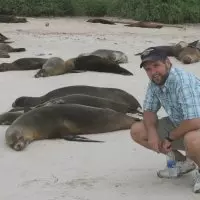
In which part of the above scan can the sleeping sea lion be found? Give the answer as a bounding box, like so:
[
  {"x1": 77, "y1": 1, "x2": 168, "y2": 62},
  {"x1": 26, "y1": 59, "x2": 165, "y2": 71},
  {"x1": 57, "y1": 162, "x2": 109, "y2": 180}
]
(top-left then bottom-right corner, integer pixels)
[
  {"x1": 0, "y1": 57, "x2": 48, "y2": 72},
  {"x1": 87, "y1": 18, "x2": 116, "y2": 25},
  {"x1": 5, "y1": 104, "x2": 141, "y2": 151},
  {"x1": 12, "y1": 85, "x2": 142, "y2": 111},
  {"x1": 135, "y1": 41, "x2": 188, "y2": 57},
  {"x1": 0, "y1": 50, "x2": 10, "y2": 58},
  {"x1": 0, "y1": 111, "x2": 23, "y2": 125},
  {"x1": 78, "y1": 49, "x2": 128, "y2": 64},
  {"x1": 2, "y1": 93, "x2": 143, "y2": 125},
  {"x1": 34, "y1": 55, "x2": 132, "y2": 78},
  {"x1": 0, "y1": 15, "x2": 27, "y2": 23},
  {"x1": 177, "y1": 46, "x2": 200, "y2": 64},
  {"x1": 0, "y1": 43, "x2": 25, "y2": 53},
  {"x1": 34, "y1": 57, "x2": 66, "y2": 78}
]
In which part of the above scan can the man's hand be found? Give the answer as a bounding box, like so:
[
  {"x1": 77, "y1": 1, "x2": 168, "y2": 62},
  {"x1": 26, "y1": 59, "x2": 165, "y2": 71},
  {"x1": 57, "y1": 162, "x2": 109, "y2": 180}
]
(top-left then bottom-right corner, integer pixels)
[
  {"x1": 148, "y1": 131, "x2": 162, "y2": 153},
  {"x1": 161, "y1": 138, "x2": 172, "y2": 153}
]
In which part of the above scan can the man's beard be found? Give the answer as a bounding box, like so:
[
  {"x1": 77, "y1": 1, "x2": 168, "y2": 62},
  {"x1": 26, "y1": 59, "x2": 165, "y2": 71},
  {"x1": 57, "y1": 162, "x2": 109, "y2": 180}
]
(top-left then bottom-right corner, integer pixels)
[{"x1": 152, "y1": 70, "x2": 170, "y2": 86}]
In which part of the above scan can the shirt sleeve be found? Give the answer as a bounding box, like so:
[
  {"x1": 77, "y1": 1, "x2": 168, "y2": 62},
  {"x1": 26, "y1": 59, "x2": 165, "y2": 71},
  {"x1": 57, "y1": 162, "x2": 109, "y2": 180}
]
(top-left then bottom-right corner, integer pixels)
[
  {"x1": 178, "y1": 84, "x2": 200, "y2": 120},
  {"x1": 143, "y1": 83, "x2": 161, "y2": 112}
]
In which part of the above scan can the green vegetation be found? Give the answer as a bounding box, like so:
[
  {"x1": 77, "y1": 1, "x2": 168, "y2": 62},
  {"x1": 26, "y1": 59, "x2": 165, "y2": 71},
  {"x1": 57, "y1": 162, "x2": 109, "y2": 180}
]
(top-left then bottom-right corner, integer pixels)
[{"x1": 0, "y1": 0, "x2": 199, "y2": 24}]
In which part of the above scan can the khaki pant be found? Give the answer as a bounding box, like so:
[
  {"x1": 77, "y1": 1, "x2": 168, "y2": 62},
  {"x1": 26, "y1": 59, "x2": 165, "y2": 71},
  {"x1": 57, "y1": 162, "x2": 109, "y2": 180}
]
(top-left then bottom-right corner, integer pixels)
[{"x1": 157, "y1": 117, "x2": 185, "y2": 150}]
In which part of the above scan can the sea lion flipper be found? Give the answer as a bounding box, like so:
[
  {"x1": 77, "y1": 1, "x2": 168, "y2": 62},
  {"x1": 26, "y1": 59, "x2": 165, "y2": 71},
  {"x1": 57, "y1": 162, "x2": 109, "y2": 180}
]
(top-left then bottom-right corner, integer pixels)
[{"x1": 62, "y1": 134, "x2": 104, "y2": 143}]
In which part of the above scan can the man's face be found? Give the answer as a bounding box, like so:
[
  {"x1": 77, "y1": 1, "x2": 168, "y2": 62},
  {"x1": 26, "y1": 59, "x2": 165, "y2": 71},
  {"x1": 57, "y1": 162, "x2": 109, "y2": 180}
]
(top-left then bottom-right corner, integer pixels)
[{"x1": 143, "y1": 59, "x2": 171, "y2": 85}]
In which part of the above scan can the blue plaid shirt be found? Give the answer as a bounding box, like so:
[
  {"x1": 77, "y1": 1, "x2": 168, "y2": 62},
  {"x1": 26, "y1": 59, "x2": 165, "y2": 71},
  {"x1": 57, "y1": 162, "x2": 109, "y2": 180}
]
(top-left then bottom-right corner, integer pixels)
[{"x1": 143, "y1": 67, "x2": 200, "y2": 127}]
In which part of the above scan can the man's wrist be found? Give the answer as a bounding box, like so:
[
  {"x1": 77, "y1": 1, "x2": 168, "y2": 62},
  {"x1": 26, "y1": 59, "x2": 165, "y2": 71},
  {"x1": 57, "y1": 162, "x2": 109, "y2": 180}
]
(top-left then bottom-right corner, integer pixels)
[{"x1": 165, "y1": 136, "x2": 174, "y2": 142}]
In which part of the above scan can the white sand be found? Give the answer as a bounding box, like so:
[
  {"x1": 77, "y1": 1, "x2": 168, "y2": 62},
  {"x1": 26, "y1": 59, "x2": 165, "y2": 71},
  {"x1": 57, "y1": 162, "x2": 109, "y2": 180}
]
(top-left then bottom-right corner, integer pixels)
[{"x1": 1, "y1": 17, "x2": 200, "y2": 199}]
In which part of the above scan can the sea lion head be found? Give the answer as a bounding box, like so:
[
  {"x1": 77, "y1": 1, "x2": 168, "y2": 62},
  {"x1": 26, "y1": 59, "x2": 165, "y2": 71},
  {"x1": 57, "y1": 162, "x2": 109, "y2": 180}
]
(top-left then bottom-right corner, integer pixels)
[
  {"x1": 6, "y1": 127, "x2": 30, "y2": 151},
  {"x1": 12, "y1": 96, "x2": 28, "y2": 107},
  {"x1": 182, "y1": 55, "x2": 193, "y2": 64},
  {"x1": 34, "y1": 69, "x2": 49, "y2": 78}
]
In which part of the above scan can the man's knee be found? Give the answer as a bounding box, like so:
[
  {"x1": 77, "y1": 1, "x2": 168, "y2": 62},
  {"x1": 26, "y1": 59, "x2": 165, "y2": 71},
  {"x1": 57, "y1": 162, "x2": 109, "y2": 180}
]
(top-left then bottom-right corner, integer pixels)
[
  {"x1": 184, "y1": 130, "x2": 200, "y2": 152},
  {"x1": 130, "y1": 121, "x2": 147, "y2": 141}
]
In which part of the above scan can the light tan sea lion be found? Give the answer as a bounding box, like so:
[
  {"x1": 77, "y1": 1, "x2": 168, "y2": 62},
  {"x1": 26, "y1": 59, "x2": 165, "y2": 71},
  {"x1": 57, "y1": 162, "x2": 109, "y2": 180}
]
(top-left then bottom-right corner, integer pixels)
[{"x1": 5, "y1": 104, "x2": 141, "y2": 151}]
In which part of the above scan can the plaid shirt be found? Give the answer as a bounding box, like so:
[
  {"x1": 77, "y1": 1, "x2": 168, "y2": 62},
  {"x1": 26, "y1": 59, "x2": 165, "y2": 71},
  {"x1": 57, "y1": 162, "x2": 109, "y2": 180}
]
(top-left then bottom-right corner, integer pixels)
[{"x1": 143, "y1": 67, "x2": 200, "y2": 127}]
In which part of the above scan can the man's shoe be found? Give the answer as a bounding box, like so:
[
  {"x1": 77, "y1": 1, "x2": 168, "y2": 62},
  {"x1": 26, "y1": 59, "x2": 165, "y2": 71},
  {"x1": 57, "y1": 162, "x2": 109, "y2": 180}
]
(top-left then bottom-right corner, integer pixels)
[
  {"x1": 193, "y1": 170, "x2": 200, "y2": 193},
  {"x1": 157, "y1": 159, "x2": 196, "y2": 178}
]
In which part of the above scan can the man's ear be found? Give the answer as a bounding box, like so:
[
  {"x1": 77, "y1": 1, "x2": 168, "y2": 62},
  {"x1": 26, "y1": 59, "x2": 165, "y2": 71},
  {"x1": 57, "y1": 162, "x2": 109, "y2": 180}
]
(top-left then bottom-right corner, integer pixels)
[{"x1": 165, "y1": 58, "x2": 172, "y2": 69}]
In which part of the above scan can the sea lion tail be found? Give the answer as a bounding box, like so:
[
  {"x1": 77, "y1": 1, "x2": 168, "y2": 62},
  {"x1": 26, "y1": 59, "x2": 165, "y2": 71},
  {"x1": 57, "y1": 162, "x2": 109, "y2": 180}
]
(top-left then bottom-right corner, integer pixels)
[
  {"x1": 118, "y1": 67, "x2": 133, "y2": 76},
  {"x1": 12, "y1": 48, "x2": 26, "y2": 52},
  {"x1": 63, "y1": 135, "x2": 104, "y2": 143},
  {"x1": 134, "y1": 52, "x2": 142, "y2": 56}
]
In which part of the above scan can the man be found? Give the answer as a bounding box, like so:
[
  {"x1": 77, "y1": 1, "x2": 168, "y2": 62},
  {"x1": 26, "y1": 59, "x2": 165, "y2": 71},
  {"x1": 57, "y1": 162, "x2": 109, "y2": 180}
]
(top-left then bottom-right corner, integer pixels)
[{"x1": 130, "y1": 48, "x2": 200, "y2": 193}]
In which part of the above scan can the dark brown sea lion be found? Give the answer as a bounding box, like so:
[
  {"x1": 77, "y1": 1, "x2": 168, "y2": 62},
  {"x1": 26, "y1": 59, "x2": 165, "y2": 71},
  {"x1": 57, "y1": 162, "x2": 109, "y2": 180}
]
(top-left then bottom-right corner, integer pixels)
[
  {"x1": 12, "y1": 85, "x2": 142, "y2": 111},
  {"x1": 10, "y1": 93, "x2": 142, "y2": 114},
  {"x1": 0, "y1": 57, "x2": 48, "y2": 72},
  {"x1": 34, "y1": 55, "x2": 132, "y2": 78},
  {"x1": 3, "y1": 93, "x2": 142, "y2": 125},
  {"x1": 0, "y1": 43, "x2": 26, "y2": 53},
  {"x1": 124, "y1": 21, "x2": 163, "y2": 29},
  {"x1": 0, "y1": 50, "x2": 10, "y2": 58},
  {"x1": 34, "y1": 94, "x2": 141, "y2": 114},
  {"x1": 5, "y1": 104, "x2": 141, "y2": 151},
  {"x1": 78, "y1": 49, "x2": 128, "y2": 64},
  {"x1": 0, "y1": 15, "x2": 27, "y2": 23},
  {"x1": 135, "y1": 41, "x2": 188, "y2": 57},
  {"x1": 87, "y1": 18, "x2": 116, "y2": 25},
  {"x1": 0, "y1": 111, "x2": 23, "y2": 125}
]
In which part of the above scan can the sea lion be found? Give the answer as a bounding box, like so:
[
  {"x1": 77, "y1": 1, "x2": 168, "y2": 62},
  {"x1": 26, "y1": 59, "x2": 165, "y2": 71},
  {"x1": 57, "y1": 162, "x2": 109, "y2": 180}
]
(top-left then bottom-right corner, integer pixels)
[
  {"x1": 177, "y1": 46, "x2": 200, "y2": 64},
  {"x1": 0, "y1": 43, "x2": 26, "y2": 53},
  {"x1": 12, "y1": 85, "x2": 142, "y2": 112},
  {"x1": 0, "y1": 50, "x2": 10, "y2": 58},
  {"x1": 5, "y1": 104, "x2": 140, "y2": 151},
  {"x1": 135, "y1": 41, "x2": 188, "y2": 57},
  {"x1": 34, "y1": 55, "x2": 132, "y2": 78},
  {"x1": 0, "y1": 15, "x2": 27, "y2": 23},
  {"x1": 3, "y1": 94, "x2": 142, "y2": 125},
  {"x1": 34, "y1": 57, "x2": 66, "y2": 78},
  {"x1": 0, "y1": 57, "x2": 48, "y2": 72},
  {"x1": 78, "y1": 49, "x2": 128, "y2": 64},
  {"x1": 11, "y1": 93, "x2": 142, "y2": 114},
  {"x1": 0, "y1": 111, "x2": 23, "y2": 125},
  {"x1": 124, "y1": 21, "x2": 163, "y2": 29},
  {"x1": 87, "y1": 18, "x2": 116, "y2": 25}
]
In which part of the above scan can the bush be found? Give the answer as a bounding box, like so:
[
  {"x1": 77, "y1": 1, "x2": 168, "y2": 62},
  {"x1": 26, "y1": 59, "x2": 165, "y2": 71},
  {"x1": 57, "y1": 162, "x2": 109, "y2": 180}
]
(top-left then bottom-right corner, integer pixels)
[{"x1": 0, "y1": 0, "x2": 200, "y2": 24}]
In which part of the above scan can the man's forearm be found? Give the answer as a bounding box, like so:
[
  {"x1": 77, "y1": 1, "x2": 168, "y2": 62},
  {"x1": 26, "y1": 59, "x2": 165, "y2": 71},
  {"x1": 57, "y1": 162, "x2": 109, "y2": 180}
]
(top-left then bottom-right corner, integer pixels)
[
  {"x1": 170, "y1": 118, "x2": 200, "y2": 140},
  {"x1": 143, "y1": 111, "x2": 158, "y2": 134}
]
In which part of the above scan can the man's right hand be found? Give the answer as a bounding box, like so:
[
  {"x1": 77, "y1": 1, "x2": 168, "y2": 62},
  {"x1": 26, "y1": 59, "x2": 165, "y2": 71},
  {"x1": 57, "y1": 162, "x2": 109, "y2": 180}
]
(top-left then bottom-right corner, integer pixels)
[{"x1": 148, "y1": 131, "x2": 161, "y2": 153}]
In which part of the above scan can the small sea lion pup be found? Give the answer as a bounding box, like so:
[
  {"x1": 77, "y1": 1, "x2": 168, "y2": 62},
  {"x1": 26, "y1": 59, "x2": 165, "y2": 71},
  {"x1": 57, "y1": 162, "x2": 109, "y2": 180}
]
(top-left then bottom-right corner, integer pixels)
[
  {"x1": 0, "y1": 57, "x2": 48, "y2": 72},
  {"x1": 78, "y1": 49, "x2": 128, "y2": 64},
  {"x1": 34, "y1": 55, "x2": 132, "y2": 78},
  {"x1": 5, "y1": 104, "x2": 141, "y2": 151},
  {"x1": 12, "y1": 85, "x2": 142, "y2": 112}
]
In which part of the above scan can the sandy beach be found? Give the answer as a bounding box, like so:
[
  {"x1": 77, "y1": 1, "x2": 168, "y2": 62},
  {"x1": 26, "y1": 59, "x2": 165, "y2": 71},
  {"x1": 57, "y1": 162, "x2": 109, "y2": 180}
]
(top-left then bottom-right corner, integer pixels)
[{"x1": 1, "y1": 17, "x2": 200, "y2": 199}]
